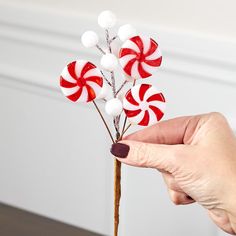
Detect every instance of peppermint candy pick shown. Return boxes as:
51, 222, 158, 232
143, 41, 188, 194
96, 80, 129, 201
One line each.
123, 83, 166, 126
60, 60, 104, 102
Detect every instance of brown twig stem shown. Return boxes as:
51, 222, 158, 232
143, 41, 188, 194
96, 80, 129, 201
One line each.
121, 124, 131, 137
92, 101, 114, 143
105, 28, 121, 236
119, 80, 136, 140
121, 116, 127, 137
114, 157, 121, 236
114, 131, 121, 236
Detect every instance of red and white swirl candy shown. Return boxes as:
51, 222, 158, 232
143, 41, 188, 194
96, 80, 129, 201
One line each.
119, 35, 162, 79
60, 60, 103, 102
123, 84, 166, 126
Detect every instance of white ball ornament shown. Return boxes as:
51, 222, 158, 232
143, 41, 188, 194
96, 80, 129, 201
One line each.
81, 31, 99, 48
118, 24, 137, 42
98, 10, 116, 28
100, 53, 118, 71
105, 98, 123, 116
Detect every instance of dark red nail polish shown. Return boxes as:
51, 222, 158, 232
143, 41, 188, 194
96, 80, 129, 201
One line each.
110, 143, 130, 158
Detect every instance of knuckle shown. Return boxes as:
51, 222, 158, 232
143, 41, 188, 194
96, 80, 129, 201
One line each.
171, 145, 184, 165
134, 143, 150, 167
209, 112, 226, 122
172, 146, 182, 159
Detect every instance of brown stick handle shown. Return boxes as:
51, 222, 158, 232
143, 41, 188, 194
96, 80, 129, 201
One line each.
114, 158, 121, 236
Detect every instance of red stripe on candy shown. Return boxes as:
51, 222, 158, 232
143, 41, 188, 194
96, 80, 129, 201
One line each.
85, 76, 103, 87
80, 62, 96, 78
145, 57, 162, 67
138, 62, 152, 78
86, 84, 96, 102
145, 39, 158, 57
139, 110, 150, 126
120, 48, 138, 57
67, 87, 83, 102
123, 58, 136, 76
124, 109, 142, 118
125, 90, 139, 106
139, 84, 151, 101
130, 36, 143, 53
67, 61, 78, 81
60, 76, 77, 88
147, 93, 165, 102
149, 105, 164, 121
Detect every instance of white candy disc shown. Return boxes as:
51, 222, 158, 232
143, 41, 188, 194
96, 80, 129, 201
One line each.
123, 83, 166, 126
119, 35, 162, 79
60, 60, 103, 103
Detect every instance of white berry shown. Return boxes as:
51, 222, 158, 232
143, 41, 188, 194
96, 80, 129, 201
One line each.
100, 53, 118, 71
118, 24, 137, 41
81, 31, 98, 48
96, 82, 109, 99
98, 10, 116, 28
105, 98, 123, 116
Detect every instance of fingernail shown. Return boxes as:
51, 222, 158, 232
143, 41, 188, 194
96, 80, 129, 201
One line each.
110, 143, 130, 158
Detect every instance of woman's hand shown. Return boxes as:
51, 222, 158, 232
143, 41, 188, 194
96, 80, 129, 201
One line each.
111, 112, 236, 235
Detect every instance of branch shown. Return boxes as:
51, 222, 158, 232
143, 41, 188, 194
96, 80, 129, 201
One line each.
109, 35, 118, 44
96, 44, 106, 55
100, 70, 112, 87
105, 29, 112, 53
121, 124, 131, 138
116, 80, 128, 96
92, 101, 115, 143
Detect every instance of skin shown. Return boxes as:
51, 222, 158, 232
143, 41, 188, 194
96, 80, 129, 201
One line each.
116, 112, 236, 235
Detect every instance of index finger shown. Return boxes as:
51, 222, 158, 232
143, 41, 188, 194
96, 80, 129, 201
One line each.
124, 115, 202, 145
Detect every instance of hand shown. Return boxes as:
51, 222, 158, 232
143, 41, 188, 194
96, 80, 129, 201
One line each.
110, 112, 236, 235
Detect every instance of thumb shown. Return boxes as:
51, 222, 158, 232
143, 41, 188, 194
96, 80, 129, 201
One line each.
110, 140, 184, 172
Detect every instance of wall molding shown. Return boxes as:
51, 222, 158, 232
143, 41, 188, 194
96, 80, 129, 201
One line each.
0, 1, 236, 92
0, 1, 236, 132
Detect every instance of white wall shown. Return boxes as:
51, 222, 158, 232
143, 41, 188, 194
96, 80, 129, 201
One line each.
2, 0, 236, 39
0, 1, 236, 236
